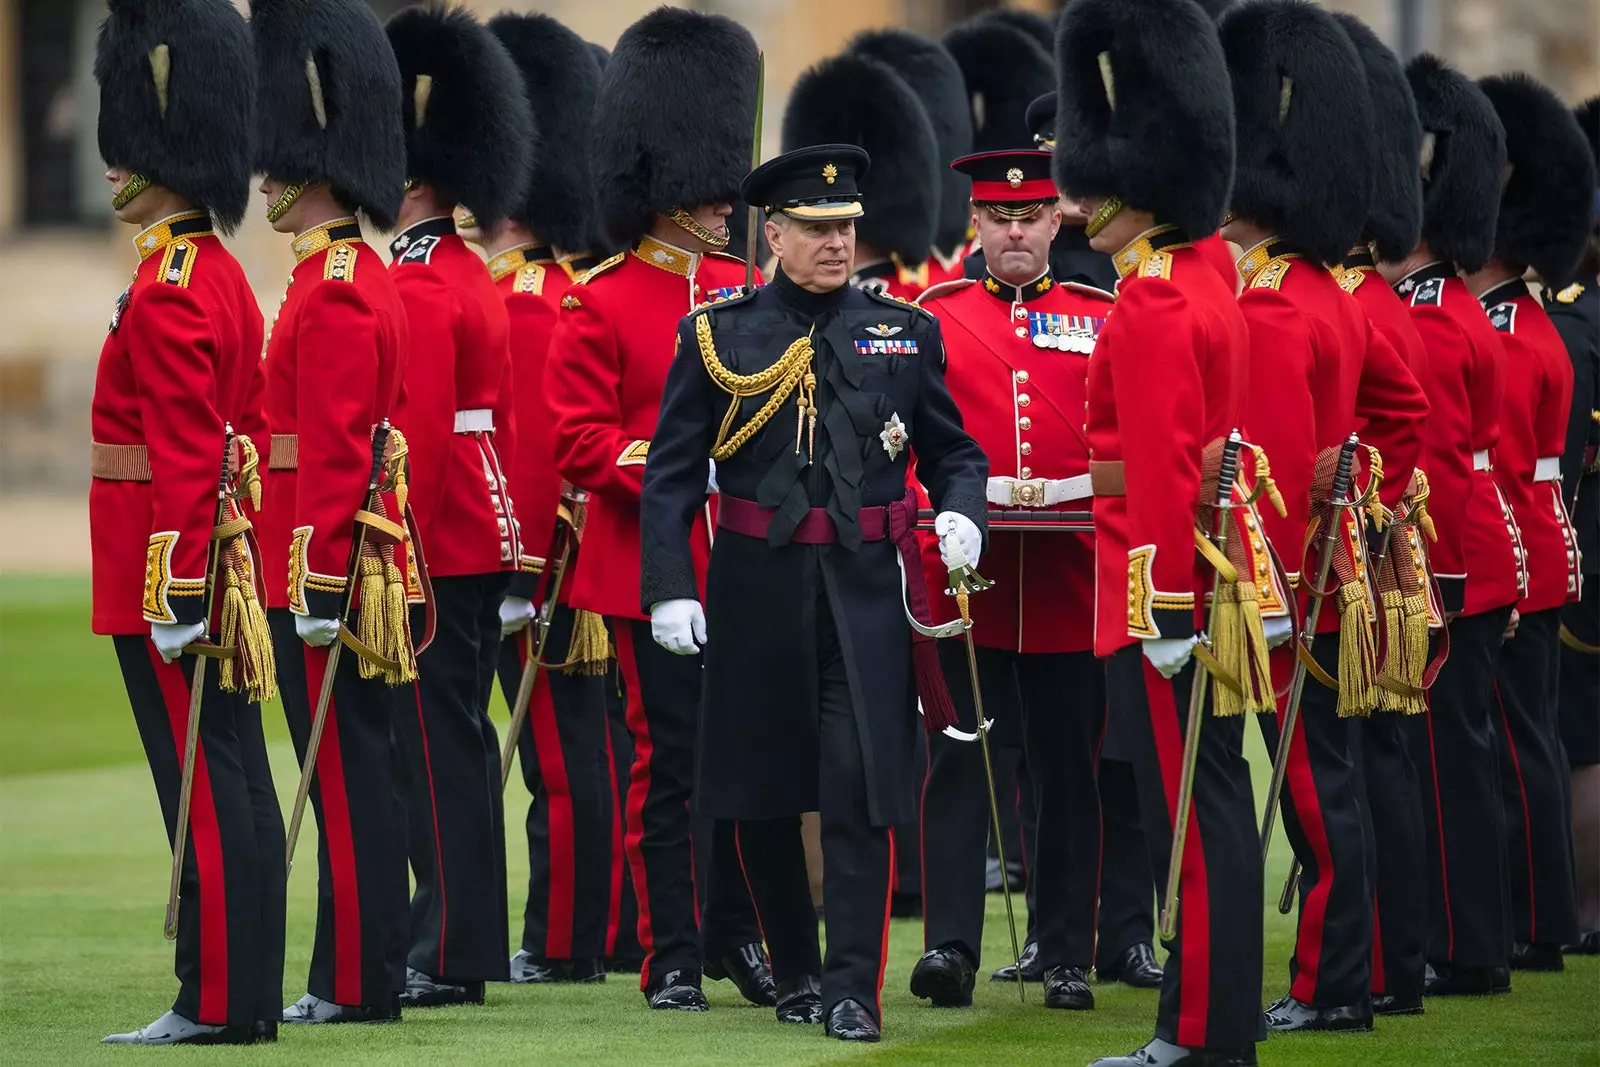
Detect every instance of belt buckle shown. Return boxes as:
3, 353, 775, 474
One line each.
1010, 478, 1047, 507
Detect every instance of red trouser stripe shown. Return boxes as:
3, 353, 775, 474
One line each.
1370, 891, 1387, 994
1494, 683, 1537, 941
876, 829, 897, 1020
1280, 690, 1336, 1004
411, 681, 450, 974
731, 824, 769, 946
303, 645, 364, 1004
1422, 696, 1455, 957
148, 643, 228, 1024
526, 641, 577, 958
1143, 657, 1211, 1049
613, 623, 658, 991
604, 723, 625, 956
917, 764, 931, 952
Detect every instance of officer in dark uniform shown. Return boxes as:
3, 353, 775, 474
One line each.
640, 145, 989, 1042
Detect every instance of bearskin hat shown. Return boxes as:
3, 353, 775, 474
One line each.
1331, 13, 1422, 262
782, 53, 938, 262
1025, 92, 1057, 147
1477, 74, 1595, 286
1054, 0, 1235, 240
590, 43, 610, 71
1578, 97, 1599, 165
983, 8, 1056, 53
848, 29, 973, 251
1194, 0, 1235, 19
1219, 0, 1373, 265
96, 0, 255, 233
488, 13, 600, 251
591, 7, 759, 247
943, 15, 1056, 154
1405, 54, 1506, 273
386, 4, 533, 227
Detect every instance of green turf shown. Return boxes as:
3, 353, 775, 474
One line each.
1, 577, 1596, 1064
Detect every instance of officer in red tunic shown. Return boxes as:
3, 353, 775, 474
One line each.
544, 7, 771, 1012
1216, 2, 1428, 1034
382, 5, 533, 1007
91, 0, 283, 1045
1377, 54, 1523, 996
252, 0, 414, 1026
1056, 1, 1265, 1062
1470, 73, 1594, 972
907, 148, 1108, 1014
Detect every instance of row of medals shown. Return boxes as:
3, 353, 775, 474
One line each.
1031, 323, 1099, 353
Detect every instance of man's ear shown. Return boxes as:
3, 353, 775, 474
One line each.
764, 216, 784, 258
1049, 207, 1062, 241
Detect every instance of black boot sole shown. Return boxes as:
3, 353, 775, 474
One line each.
909, 968, 973, 1008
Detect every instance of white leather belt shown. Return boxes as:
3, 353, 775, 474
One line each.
1533, 455, 1561, 482
1472, 449, 1491, 471
986, 475, 1092, 507
454, 408, 493, 433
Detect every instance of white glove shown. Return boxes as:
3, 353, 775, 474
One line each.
935, 511, 982, 571
150, 621, 205, 663
707, 458, 719, 494
1142, 636, 1198, 679
500, 596, 536, 637
1264, 615, 1294, 650
650, 598, 706, 655
295, 614, 341, 648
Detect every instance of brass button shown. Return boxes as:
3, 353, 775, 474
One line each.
1015, 326, 1027, 338
1015, 370, 1029, 384
1020, 442, 1033, 456
1015, 307, 1027, 319
1017, 393, 1031, 407
1018, 417, 1032, 430
1020, 466, 1033, 479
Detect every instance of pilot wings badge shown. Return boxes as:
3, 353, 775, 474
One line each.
866, 323, 902, 337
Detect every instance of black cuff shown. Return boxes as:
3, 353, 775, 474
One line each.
936, 490, 990, 551
1151, 607, 1196, 641
507, 571, 541, 601
640, 546, 698, 617
1437, 576, 1465, 616
304, 587, 345, 622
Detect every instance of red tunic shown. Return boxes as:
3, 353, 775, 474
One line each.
1195, 233, 1241, 292
1088, 226, 1250, 657
390, 216, 518, 579
258, 218, 408, 618
1482, 282, 1580, 613
545, 235, 752, 620
849, 259, 931, 302
920, 241, 978, 295
91, 212, 267, 634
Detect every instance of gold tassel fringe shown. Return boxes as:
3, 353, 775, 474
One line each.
354, 552, 386, 681
216, 541, 276, 703
1210, 582, 1246, 718
564, 609, 613, 676
1235, 578, 1275, 714
1336, 582, 1377, 717
1375, 588, 1407, 713
1399, 592, 1431, 714
354, 548, 417, 685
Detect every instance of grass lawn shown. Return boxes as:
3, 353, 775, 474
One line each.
1, 576, 1595, 1064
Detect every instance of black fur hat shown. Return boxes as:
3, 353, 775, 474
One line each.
589, 43, 610, 71
983, 9, 1056, 53
1220, 0, 1372, 266
943, 15, 1056, 154
386, 4, 533, 226
252, 0, 405, 231
1477, 74, 1595, 286
488, 13, 600, 250
1054, 0, 1235, 239
96, 0, 255, 233
782, 54, 938, 262
592, 7, 758, 247
1405, 54, 1506, 273
848, 29, 973, 251
1332, 13, 1422, 262
1194, 0, 1235, 19
1579, 97, 1599, 165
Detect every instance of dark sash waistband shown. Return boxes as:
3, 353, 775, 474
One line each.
716, 495, 890, 544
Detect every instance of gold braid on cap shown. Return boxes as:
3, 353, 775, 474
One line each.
698, 314, 818, 462
668, 207, 730, 250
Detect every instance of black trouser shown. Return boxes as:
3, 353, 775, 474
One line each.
1494, 607, 1579, 948
1096, 756, 1161, 969
1257, 635, 1372, 1008
272, 609, 407, 1006
1558, 582, 1600, 765
1409, 604, 1513, 969
1107, 644, 1261, 1052
496, 603, 611, 963
921, 643, 1104, 969
602, 655, 644, 963
395, 572, 511, 982
116, 636, 285, 1028
891, 729, 926, 903
1357, 706, 1427, 1000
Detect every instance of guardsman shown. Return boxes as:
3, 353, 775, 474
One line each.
463, 10, 612, 986
1056, 0, 1266, 1062
1377, 54, 1521, 997
545, 7, 773, 1013
91, 0, 283, 1044
1472, 73, 1594, 972
1217, 1, 1427, 1034
640, 143, 990, 1043
908, 148, 1107, 1014
383, 5, 533, 1007
252, 0, 414, 1026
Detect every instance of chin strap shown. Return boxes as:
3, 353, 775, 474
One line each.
1083, 195, 1124, 238
667, 207, 730, 250
113, 173, 152, 211
267, 181, 308, 224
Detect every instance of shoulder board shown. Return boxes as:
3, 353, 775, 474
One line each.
1249, 257, 1293, 291
1553, 282, 1585, 304
705, 250, 747, 266
915, 278, 976, 305
396, 234, 440, 265
513, 262, 545, 295
575, 252, 626, 285
324, 243, 357, 283
1060, 280, 1116, 303
1138, 250, 1174, 281
1332, 266, 1366, 295
694, 285, 758, 312
157, 240, 199, 288
1408, 276, 1445, 307
864, 286, 932, 321
1486, 301, 1518, 333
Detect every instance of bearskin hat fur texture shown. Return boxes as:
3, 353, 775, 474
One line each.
943, 15, 1056, 154
1477, 74, 1595, 286
1054, 0, 1235, 239
1579, 97, 1599, 165
386, 4, 533, 226
97, 0, 255, 232
983, 8, 1056, 53
848, 29, 974, 251
1332, 13, 1422, 261
1193, 0, 1235, 20
1220, 0, 1373, 265
591, 7, 758, 247
782, 53, 939, 262
1406, 54, 1506, 273
488, 13, 600, 250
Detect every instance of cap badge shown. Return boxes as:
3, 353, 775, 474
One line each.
822, 163, 838, 185
866, 323, 902, 337
879, 412, 907, 461
1006, 168, 1024, 188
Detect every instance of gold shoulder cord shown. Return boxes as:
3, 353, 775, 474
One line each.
696, 313, 820, 462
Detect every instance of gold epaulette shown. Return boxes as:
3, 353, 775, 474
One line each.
324, 243, 356, 283
513, 262, 545, 295
576, 252, 625, 285
1249, 257, 1293, 291
1138, 250, 1174, 280
1333, 266, 1366, 294
1554, 282, 1585, 304
157, 240, 199, 288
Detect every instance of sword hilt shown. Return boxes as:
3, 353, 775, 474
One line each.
1332, 433, 1359, 507
368, 419, 392, 492
1215, 429, 1243, 512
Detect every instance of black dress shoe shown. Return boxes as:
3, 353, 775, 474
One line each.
1562, 930, 1600, 955
824, 998, 880, 1042
282, 993, 402, 1024
703, 942, 777, 1006
1510, 942, 1565, 972
101, 1011, 254, 1046
400, 968, 485, 1008
252, 1020, 278, 1043
991, 940, 1043, 983
1099, 943, 1164, 989
1371, 991, 1424, 1016
645, 969, 709, 1012
909, 946, 975, 1007
1087, 1037, 1257, 1066
1423, 962, 1499, 997
1263, 994, 1373, 1033
606, 955, 645, 975
1043, 965, 1094, 1010
510, 950, 606, 984
1491, 965, 1511, 994
774, 975, 822, 1024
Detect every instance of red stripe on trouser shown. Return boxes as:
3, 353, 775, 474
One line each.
1422, 696, 1454, 957
411, 680, 450, 974
1143, 657, 1211, 1049
876, 829, 897, 1020
613, 623, 658, 991
917, 765, 930, 952
303, 644, 364, 1005
1370, 892, 1387, 994
731, 825, 769, 945
604, 724, 625, 956
1280, 695, 1335, 1004
148, 642, 229, 1024
527, 647, 577, 958
1494, 683, 1537, 941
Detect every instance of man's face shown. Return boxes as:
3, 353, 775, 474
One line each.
766, 215, 855, 292
976, 202, 1060, 285
258, 176, 306, 234
687, 201, 733, 244
106, 166, 142, 224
